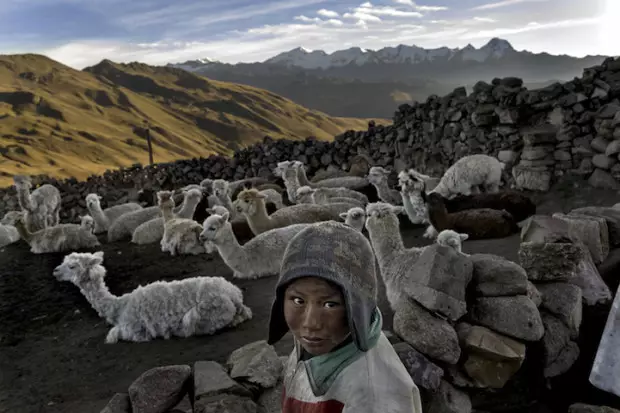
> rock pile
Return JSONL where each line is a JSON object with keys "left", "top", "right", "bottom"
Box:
{"left": 1, "top": 58, "right": 620, "bottom": 223}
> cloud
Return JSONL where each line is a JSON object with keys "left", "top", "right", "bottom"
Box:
{"left": 317, "top": 8, "right": 339, "bottom": 17}
{"left": 460, "top": 16, "right": 601, "bottom": 39}
{"left": 472, "top": 16, "right": 497, "bottom": 23}
{"left": 392, "top": 0, "right": 448, "bottom": 12}
{"left": 472, "top": 0, "right": 548, "bottom": 11}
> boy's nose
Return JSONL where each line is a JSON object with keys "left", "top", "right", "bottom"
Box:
{"left": 301, "top": 306, "right": 323, "bottom": 331}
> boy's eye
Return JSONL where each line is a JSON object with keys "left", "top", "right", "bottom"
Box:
{"left": 292, "top": 297, "right": 304, "bottom": 305}
{"left": 324, "top": 301, "right": 340, "bottom": 309}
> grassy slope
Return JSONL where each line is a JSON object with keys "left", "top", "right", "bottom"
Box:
{"left": 0, "top": 54, "right": 383, "bottom": 187}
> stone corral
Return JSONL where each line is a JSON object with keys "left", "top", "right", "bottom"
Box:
{"left": 1, "top": 57, "right": 620, "bottom": 222}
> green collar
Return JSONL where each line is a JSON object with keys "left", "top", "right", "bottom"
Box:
{"left": 296, "top": 308, "right": 383, "bottom": 396}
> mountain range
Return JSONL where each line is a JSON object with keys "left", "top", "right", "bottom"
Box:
{"left": 168, "top": 38, "right": 609, "bottom": 118}
{"left": 0, "top": 54, "right": 375, "bottom": 186}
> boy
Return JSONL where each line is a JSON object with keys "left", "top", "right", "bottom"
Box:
{"left": 267, "top": 221, "right": 423, "bottom": 412}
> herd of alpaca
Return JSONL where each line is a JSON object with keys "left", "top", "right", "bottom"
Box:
{"left": 1, "top": 153, "right": 537, "bottom": 343}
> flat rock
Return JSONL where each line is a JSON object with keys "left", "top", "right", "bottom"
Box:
{"left": 393, "top": 299, "right": 461, "bottom": 364}
{"left": 227, "top": 341, "right": 282, "bottom": 389}
{"left": 469, "top": 253, "right": 528, "bottom": 297}
{"left": 541, "top": 312, "right": 580, "bottom": 378}
{"left": 536, "top": 282, "right": 582, "bottom": 338}
{"left": 570, "top": 207, "right": 620, "bottom": 247}
{"left": 128, "top": 365, "right": 191, "bottom": 413}
{"left": 518, "top": 242, "right": 584, "bottom": 281}
{"left": 392, "top": 341, "right": 444, "bottom": 391}
{"left": 469, "top": 295, "right": 544, "bottom": 342}
{"left": 426, "top": 380, "right": 472, "bottom": 413}
{"left": 520, "top": 215, "right": 571, "bottom": 244}
{"left": 590, "top": 284, "right": 620, "bottom": 397}
{"left": 571, "top": 243, "right": 613, "bottom": 306}
{"left": 552, "top": 213, "right": 609, "bottom": 263}
{"left": 193, "top": 361, "right": 252, "bottom": 402}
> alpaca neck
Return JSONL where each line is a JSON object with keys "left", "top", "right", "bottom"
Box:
{"left": 283, "top": 175, "right": 300, "bottom": 203}
{"left": 16, "top": 185, "right": 34, "bottom": 211}
{"left": 161, "top": 204, "right": 175, "bottom": 222}
{"left": 176, "top": 197, "right": 200, "bottom": 219}
{"left": 89, "top": 203, "right": 109, "bottom": 228}
{"left": 14, "top": 220, "right": 33, "bottom": 243}
{"left": 214, "top": 223, "right": 247, "bottom": 268}
{"left": 297, "top": 166, "right": 311, "bottom": 186}
{"left": 80, "top": 268, "right": 124, "bottom": 324}
{"left": 400, "top": 191, "right": 416, "bottom": 220}
{"left": 373, "top": 179, "right": 394, "bottom": 202}
{"left": 366, "top": 219, "right": 405, "bottom": 268}
{"left": 216, "top": 193, "right": 237, "bottom": 219}
{"left": 246, "top": 199, "right": 271, "bottom": 234}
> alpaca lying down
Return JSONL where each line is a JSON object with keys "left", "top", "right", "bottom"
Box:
{"left": 53, "top": 251, "right": 253, "bottom": 343}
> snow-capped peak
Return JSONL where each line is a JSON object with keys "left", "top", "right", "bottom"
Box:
{"left": 166, "top": 58, "right": 220, "bottom": 72}
{"left": 262, "top": 38, "right": 516, "bottom": 69}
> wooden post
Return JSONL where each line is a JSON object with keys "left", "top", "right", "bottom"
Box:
{"left": 144, "top": 120, "right": 153, "bottom": 165}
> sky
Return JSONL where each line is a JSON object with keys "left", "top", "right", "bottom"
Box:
{"left": 0, "top": 0, "right": 615, "bottom": 69}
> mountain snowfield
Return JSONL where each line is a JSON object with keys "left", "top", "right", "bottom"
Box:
{"left": 171, "top": 38, "right": 519, "bottom": 70}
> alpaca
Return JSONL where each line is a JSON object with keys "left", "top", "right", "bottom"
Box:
{"left": 424, "top": 154, "right": 505, "bottom": 198}
{"left": 235, "top": 188, "right": 350, "bottom": 235}
{"left": 85, "top": 193, "right": 143, "bottom": 234}
{"left": 208, "top": 205, "right": 257, "bottom": 246}
{"left": 436, "top": 229, "right": 469, "bottom": 255}
{"left": 0, "top": 211, "right": 20, "bottom": 248}
{"left": 421, "top": 191, "right": 519, "bottom": 240}
{"left": 364, "top": 202, "right": 428, "bottom": 310}
{"left": 13, "top": 175, "right": 62, "bottom": 232}
{"left": 159, "top": 191, "right": 205, "bottom": 256}
{"left": 80, "top": 215, "right": 95, "bottom": 234}
{"left": 293, "top": 161, "right": 370, "bottom": 190}
{"left": 213, "top": 179, "right": 284, "bottom": 217}
{"left": 107, "top": 205, "right": 162, "bottom": 242}
{"left": 199, "top": 210, "right": 313, "bottom": 279}
{"left": 367, "top": 167, "right": 402, "bottom": 205}
{"left": 229, "top": 177, "right": 271, "bottom": 200}
{"left": 295, "top": 186, "right": 365, "bottom": 209}
{"left": 339, "top": 207, "right": 366, "bottom": 232}
{"left": 397, "top": 170, "right": 428, "bottom": 225}
{"left": 440, "top": 191, "right": 536, "bottom": 223}
{"left": 52, "top": 251, "right": 252, "bottom": 343}
{"left": 13, "top": 211, "right": 100, "bottom": 254}
{"left": 131, "top": 188, "right": 202, "bottom": 245}
{"left": 200, "top": 178, "right": 223, "bottom": 208}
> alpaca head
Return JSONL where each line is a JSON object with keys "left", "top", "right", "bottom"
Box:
{"left": 367, "top": 166, "right": 390, "bottom": 185}
{"left": 339, "top": 207, "right": 366, "bottom": 232}
{"left": 156, "top": 190, "right": 175, "bottom": 210}
{"left": 199, "top": 211, "right": 230, "bottom": 243}
{"left": 13, "top": 174, "right": 32, "bottom": 190}
{"left": 282, "top": 163, "right": 299, "bottom": 182}
{"left": 85, "top": 193, "right": 103, "bottom": 209}
{"left": 212, "top": 179, "right": 230, "bottom": 198}
{"left": 200, "top": 178, "right": 214, "bottom": 193}
{"left": 80, "top": 215, "right": 95, "bottom": 232}
{"left": 364, "top": 202, "right": 405, "bottom": 233}
{"left": 273, "top": 161, "right": 293, "bottom": 178}
{"left": 206, "top": 205, "right": 229, "bottom": 216}
{"left": 296, "top": 186, "right": 315, "bottom": 203}
{"left": 1, "top": 211, "right": 21, "bottom": 226}
{"left": 183, "top": 188, "right": 203, "bottom": 204}
{"left": 53, "top": 251, "right": 105, "bottom": 285}
{"left": 436, "top": 229, "right": 468, "bottom": 253}
{"left": 235, "top": 188, "right": 266, "bottom": 216}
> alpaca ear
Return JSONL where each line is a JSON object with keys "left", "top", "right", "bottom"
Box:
{"left": 392, "top": 206, "right": 405, "bottom": 215}
{"left": 460, "top": 233, "right": 469, "bottom": 241}
{"left": 206, "top": 207, "right": 214, "bottom": 214}
{"left": 97, "top": 195, "right": 102, "bottom": 200}
{"left": 91, "top": 251, "right": 104, "bottom": 265}
{"left": 256, "top": 192, "right": 267, "bottom": 199}
{"left": 221, "top": 211, "right": 230, "bottom": 222}
{"left": 339, "top": 212, "right": 347, "bottom": 220}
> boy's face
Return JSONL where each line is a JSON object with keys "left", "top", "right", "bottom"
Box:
{"left": 283, "top": 277, "right": 350, "bottom": 356}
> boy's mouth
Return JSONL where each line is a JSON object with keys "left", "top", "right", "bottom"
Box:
{"left": 301, "top": 336, "right": 324, "bottom": 345}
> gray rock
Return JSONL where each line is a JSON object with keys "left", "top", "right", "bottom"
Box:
{"left": 393, "top": 299, "right": 461, "bottom": 364}
{"left": 570, "top": 243, "right": 613, "bottom": 306}
{"left": 518, "top": 242, "right": 584, "bottom": 282}
{"left": 589, "top": 168, "right": 620, "bottom": 190}
{"left": 512, "top": 165, "right": 552, "bottom": 192}
{"left": 469, "top": 253, "right": 528, "bottom": 297}
{"left": 426, "top": 380, "right": 472, "bottom": 413}
{"left": 128, "top": 365, "right": 191, "bottom": 413}
{"left": 256, "top": 380, "right": 283, "bottom": 413}
{"left": 227, "top": 340, "right": 283, "bottom": 389}
{"left": 536, "top": 282, "right": 582, "bottom": 337}
{"left": 569, "top": 403, "right": 620, "bottom": 413}
{"left": 194, "top": 393, "right": 257, "bottom": 413}
{"left": 100, "top": 393, "right": 131, "bottom": 413}
{"left": 590, "top": 284, "right": 620, "bottom": 397}
{"left": 541, "top": 312, "right": 579, "bottom": 378}
{"left": 552, "top": 213, "right": 610, "bottom": 264}
{"left": 520, "top": 215, "right": 572, "bottom": 244}
{"left": 527, "top": 281, "right": 543, "bottom": 307}
{"left": 570, "top": 206, "right": 620, "bottom": 247}
{"left": 193, "top": 361, "right": 252, "bottom": 402}
{"left": 392, "top": 341, "right": 444, "bottom": 391}
{"left": 469, "top": 295, "right": 544, "bottom": 342}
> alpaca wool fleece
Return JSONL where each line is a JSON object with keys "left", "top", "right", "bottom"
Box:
{"left": 267, "top": 221, "right": 378, "bottom": 351}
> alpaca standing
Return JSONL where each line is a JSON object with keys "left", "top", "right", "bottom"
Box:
{"left": 13, "top": 175, "right": 61, "bottom": 232}
{"left": 425, "top": 154, "right": 505, "bottom": 198}
{"left": 53, "top": 251, "right": 252, "bottom": 343}
{"left": 13, "top": 211, "right": 100, "bottom": 253}
{"left": 86, "top": 193, "right": 143, "bottom": 234}
{"left": 367, "top": 167, "right": 402, "bottom": 205}
{"left": 159, "top": 191, "right": 205, "bottom": 256}
{"left": 199, "top": 210, "right": 312, "bottom": 279}
{"left": 131, "top": 188, "right": 202, "bottom": 245}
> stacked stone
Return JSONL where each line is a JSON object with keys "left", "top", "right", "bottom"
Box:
{"left": 512, "top": 125, "right": 558, "bottom": 191}
{"left": 387, "top": 244, "right": 544, "bottom": 413}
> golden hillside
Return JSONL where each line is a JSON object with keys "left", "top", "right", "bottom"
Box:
{"left": 0, "top": 54, "right": 382, "bottom": 187}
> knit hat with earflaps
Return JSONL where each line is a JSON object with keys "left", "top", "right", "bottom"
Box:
{"left": 267, "top": 221, "right": 379, "bottom": 352}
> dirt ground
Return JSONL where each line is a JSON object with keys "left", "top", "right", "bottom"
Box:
{"left": 1, "top": 177, "right": 620, "bottom": 413}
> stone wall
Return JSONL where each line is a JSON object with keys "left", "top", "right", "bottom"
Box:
{"left": 1, "top": 56, "right": 619, "bottom": 221}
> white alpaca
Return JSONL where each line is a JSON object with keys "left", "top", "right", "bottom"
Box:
{"left": 427, "top": 154, "right": 505, "bottom": 198}
{"left": 79, "top": 215, "right": 96, "bottom": 234}
{"left": 107, "top": 205, "right": 162, "bottom": 242}
{"left": 212, "top": 179, "right": 284, "bottom": 216}
{"left": 436, "top": 229, "right": 469, "bottom": 255}
{"left": 339, "top": 207, "right": 366, "bottom": 232}
{"left": 295, "top": 186, "right": 365, "bottom": 209}
{"left": 0, "top": 211, "right": 20, "bottom": 248}
{"left": 235, "top": 188, "right": 351, "bottom": 235}
{"left": 397, "top": 170, "right": 429, "bottom": 225}
{"left": 292, "top": 161, "right": 370, "bottom": 190}
{"left": 85, "top": 193, "right": 143, "bottom": 234}
{"left": 13, "top": 211, "right": 100, "bottom": 254}
{"left": 364, "top": 202, "right": 428, "bottom": 310}
{"left": 367, "top": 167, "right": 402, "bottom": 205}
{"left": 131, "top": 188, "right": 202, "bottom": 245}
{"left": 52, "top": 251, "right": 252, "bottom": 343}
{"left": 199, "top": 211, "right": 313, "bottom": 279}
{"left": 159, "top": 191, "right": 205, "bottom": 256}
{"left": 13, "top": 175, "right": 62, "bottom": 232}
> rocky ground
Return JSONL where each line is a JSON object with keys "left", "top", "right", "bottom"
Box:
{"left": 1, "top": 177, "right": 620, "bottom": 413}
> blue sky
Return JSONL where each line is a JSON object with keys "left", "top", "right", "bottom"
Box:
{"left": 0, "top": 0, "right": 613, "bottom": 69}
